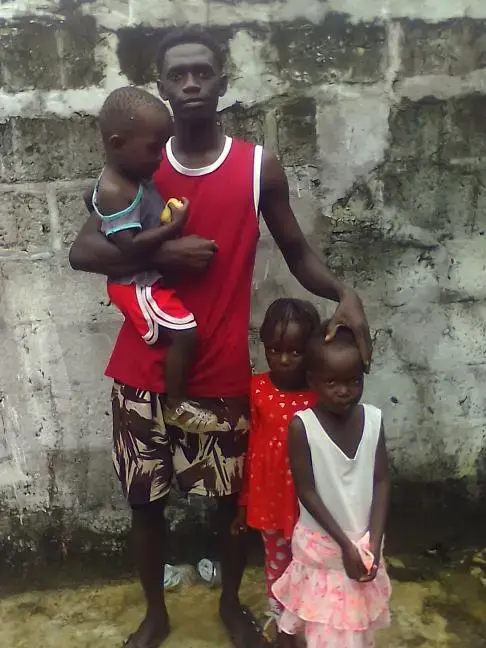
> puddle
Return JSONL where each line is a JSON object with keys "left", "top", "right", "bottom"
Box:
{"left": 0, "top": 552, "right": 485, "bottom": 647}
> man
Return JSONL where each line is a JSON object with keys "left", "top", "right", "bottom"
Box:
{"left": 69, "top": 28, "right": 372, "bottom": 648}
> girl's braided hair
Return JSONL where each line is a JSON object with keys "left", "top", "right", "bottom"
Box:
{"left": 260, "top": 298, "right": 320, "bottom": 344}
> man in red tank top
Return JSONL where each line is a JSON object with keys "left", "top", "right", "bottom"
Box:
{"left": 70, "top": 28, "right": 372, "bottom": 648}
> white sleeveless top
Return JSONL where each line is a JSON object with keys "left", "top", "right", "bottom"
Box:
{"left": 296, "top": 404, "right": 382, "bottom": 542}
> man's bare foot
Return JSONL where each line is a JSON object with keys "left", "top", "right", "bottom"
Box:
{"left": 276, "top": 631, "right": 297, "bottom": 647}
{"left": 123, "top": 612, "right": 170, "bottom": 648}
{"left": 220, "top": 597, "right": 269, "bottom": 648}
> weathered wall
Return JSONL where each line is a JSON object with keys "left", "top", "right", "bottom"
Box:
{"left": 1, "top": 0, "right": 486, "bottom": 565}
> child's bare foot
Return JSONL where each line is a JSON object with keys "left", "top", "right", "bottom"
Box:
{"left": 123, "top": 612, "right": 170, "bottom": 648}
{"left": 164, "top": 399, "right": 231, "bottom": 433}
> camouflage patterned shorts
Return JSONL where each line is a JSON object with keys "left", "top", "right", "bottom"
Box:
{"left": 111, "top": 381, "right": 250, "bottom": 507}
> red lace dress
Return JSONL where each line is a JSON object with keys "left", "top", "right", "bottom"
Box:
{"left": 239, "top": 372, "right": 317, "bottom": 539}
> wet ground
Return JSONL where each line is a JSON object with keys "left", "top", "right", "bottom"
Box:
{"left": 1, "top": 552, "right": 486, "bottom": 648}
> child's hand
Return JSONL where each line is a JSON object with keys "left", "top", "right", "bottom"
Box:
{"left": 162, "top": 197, "right": 189, "bottom": 231}
{"left": 359, "top": 562, "right": 379, "bottom": 582}
{"left": 230, "top": 506, "right": 247, "bottom": 535}
{"left": 359, "top": 551, "right": 379, "bottom": 582}
{"left": 358, "top": 540, "right": 380, "bottom": 582}
{"left": 342, "top": 542, "right": 368, "bottom": 581}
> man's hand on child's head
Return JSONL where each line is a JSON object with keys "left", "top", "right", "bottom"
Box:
{"left": 325, "top": 287, "right": 372, "bottom": 372}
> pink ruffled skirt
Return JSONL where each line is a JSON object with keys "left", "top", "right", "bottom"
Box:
{"left": 272, "top": 523, "right": 391, "bottom": 648}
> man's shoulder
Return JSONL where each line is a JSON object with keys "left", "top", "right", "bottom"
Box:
{"left": 231, "top": 137, "right": 262, "bottom": 152}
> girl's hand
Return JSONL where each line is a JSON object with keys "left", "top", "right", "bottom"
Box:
{"left": 230, "top": 506, "right": 248, "bottom": 535}
{"left": 342, "top": 542, "right": 368, "bottom": 581}
{"left": 359, "top": 562, "right": 379, "bottom": 582}
{"left": 358, "top": 540, "right": 381, "bottom": 582}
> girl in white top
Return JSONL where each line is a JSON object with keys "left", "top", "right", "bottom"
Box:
{"left": 273, "top": 323, "right": 391, "bottom": 648}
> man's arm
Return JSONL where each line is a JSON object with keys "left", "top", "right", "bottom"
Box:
{"left": 68, "top": 186, "right": 218, "bottom": 277}
{"left": 68, "top": 185, "right": 146, "bottom": 277}
{"left": 260, "top": 151, "right": 372, "bottom": 369}
{"left": 69, "top": 211, "right": 147, "bottom": 277}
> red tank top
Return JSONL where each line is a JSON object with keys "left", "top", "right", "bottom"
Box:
{"left": 105, "top": 137, "right": 262, "bottom": 397}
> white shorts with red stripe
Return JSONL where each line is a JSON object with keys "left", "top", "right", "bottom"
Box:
{"left": 107, "top": 281, "right": 196, "bottom": 346}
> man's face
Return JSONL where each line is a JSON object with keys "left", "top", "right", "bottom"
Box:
{"left": 158, "top": 43, "right": 227, "bottom": 122}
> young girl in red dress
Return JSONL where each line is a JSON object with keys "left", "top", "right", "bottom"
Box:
{"left": 231, "top": 298, "right": 320, "bottom": 645}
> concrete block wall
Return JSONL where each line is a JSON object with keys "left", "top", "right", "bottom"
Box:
{"left": 1, "top": 0, "right": 486, "bottom": 564}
